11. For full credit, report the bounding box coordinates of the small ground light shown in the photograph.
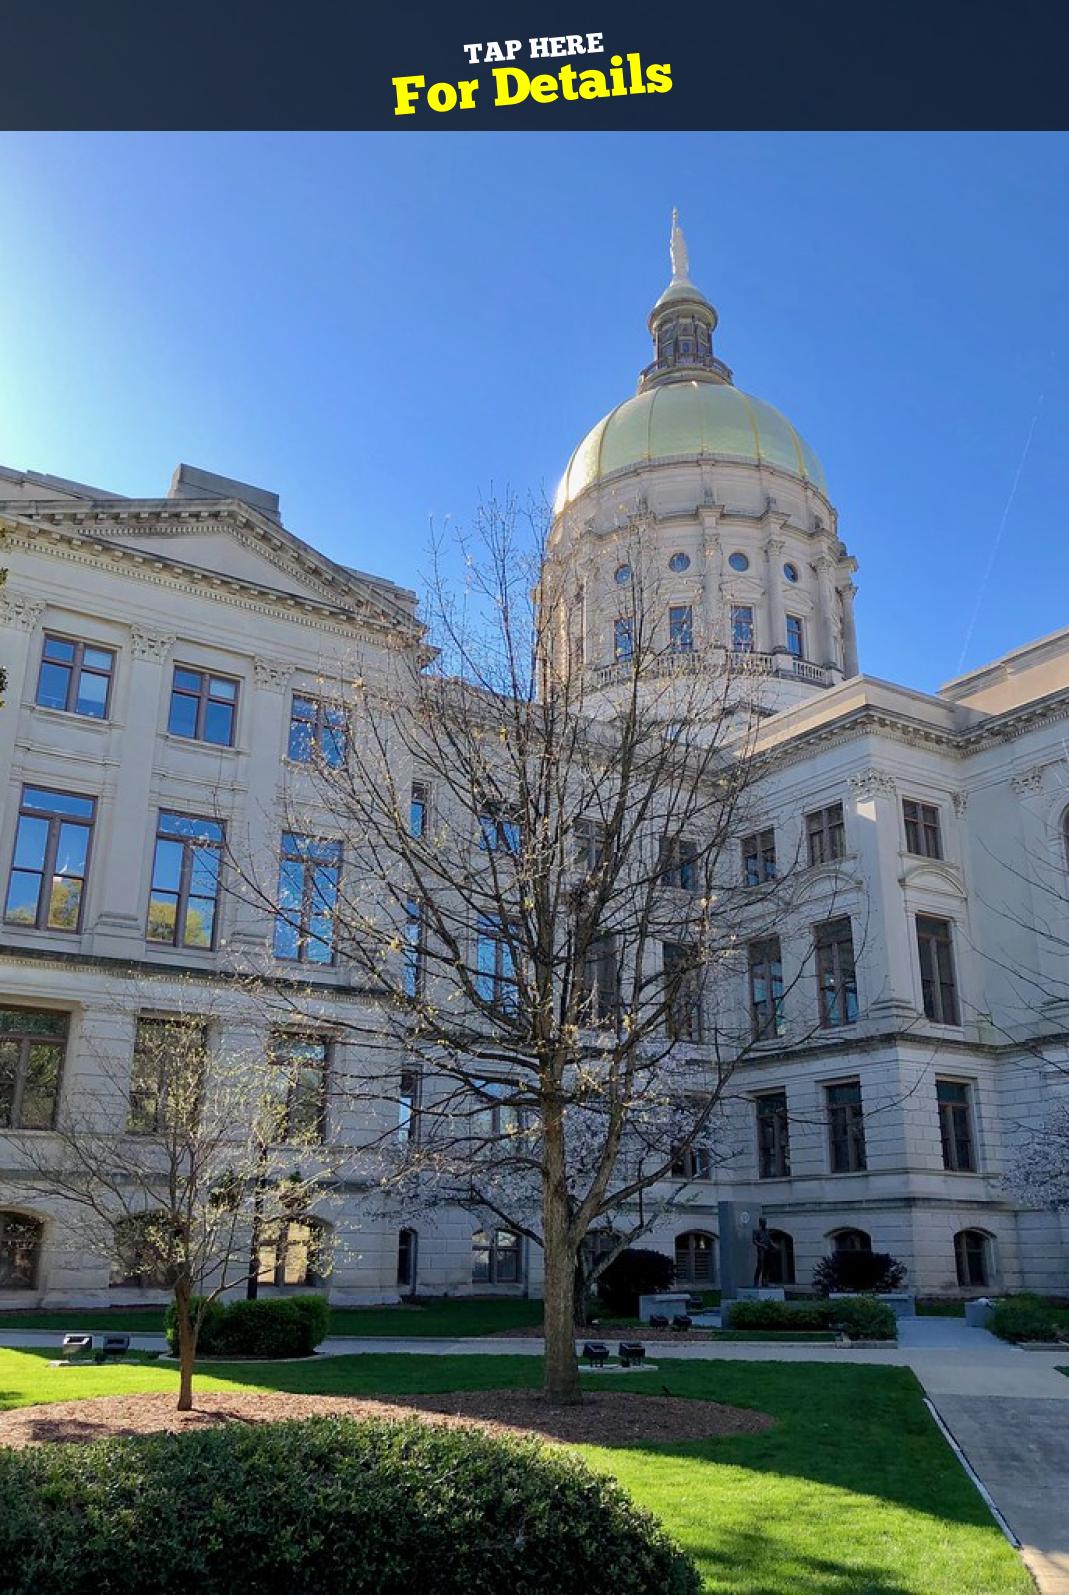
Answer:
[648,1313,669,1329]
[670,1315,693,1333]
[60,1333,92,1358]
[582,1341,610,1367]
[617,1342,646,1367]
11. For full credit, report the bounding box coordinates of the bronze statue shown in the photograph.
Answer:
[752,1216,776,1287]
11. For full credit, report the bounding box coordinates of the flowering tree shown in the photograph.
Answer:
[1005,1101,1069,1211]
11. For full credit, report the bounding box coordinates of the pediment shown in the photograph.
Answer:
[111,524,339,604]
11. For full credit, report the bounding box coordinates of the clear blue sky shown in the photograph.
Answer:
[2,132,1067,689]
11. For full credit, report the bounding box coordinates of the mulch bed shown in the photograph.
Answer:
[0,1388,773,1451]
[492,1324,716,1343]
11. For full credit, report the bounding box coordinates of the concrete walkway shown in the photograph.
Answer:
[4,1320,1067,1591]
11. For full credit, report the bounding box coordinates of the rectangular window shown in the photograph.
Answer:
[0,1006,67,1131]
[664,942,702,1042]
[669,604,694,653]
[806,801,845,865]
[826,1079,867,1173]
[167,667,239,746]
[917,915,960,1025]
[937,1079,976,1171]
[671,1141,713,1179]
[270,1035,329,1143]
[472,1227,521,1285]
[410,781,429,839]
[742,827,776,886]
[785,615,805,659]
[36,635,115,719]
[273,833,342,964]
[577,935,619,1025]
[756,1090,790,1178]
[731,604,755,653]
[398,1068,420,1146]
[5,786,95,933]
[127,1016,207,1135]
[478,807,522,855]
[472,1078,521,1140]
[475,915,519,1014]
[574,817,607,871]
[614,617,634,662]
[903,799,942,859]
[659,835,698,891]
[815,916,859,1027]
[749,936,785,1040]
[147,813,224,950]
[403,900,425,998]
[287,694,347,768]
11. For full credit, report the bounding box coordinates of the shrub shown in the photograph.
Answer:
[831,1297,897,1340]
[164,1294,329,1358]
[597,1248,675,1317]
[727,1296,895,1339]
[0,1415,702,1595]
[812,1250,907,1296]
[989,1294,1068,1343]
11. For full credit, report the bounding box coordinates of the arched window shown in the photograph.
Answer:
[111,1213,179,1288]
[766,1229,795,1286]
[674,1230,717,1285]
[954,1229,993,1288]
[471,1228,522,1285]
[0,1211,42,1290]
[397,1227,418,1292]
[831,1228,872,1254]
[257,1218,331,1288]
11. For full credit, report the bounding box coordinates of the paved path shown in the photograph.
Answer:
[4,1319,1067,1591]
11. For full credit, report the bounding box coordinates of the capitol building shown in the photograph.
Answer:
[1,223,1067,1306]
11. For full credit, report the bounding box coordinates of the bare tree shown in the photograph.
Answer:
[9,980,348,1409]
[233,493,825,1404]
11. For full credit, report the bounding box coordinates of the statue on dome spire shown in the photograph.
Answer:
[669,207,690,282]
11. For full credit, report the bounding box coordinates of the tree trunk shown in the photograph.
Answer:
[542,1102,582,1405]
[173,1279,196,1412]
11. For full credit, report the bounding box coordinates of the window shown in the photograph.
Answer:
[756,1090,790,1178]
[826,1080,867,1173]
[577,935,620,1025]
[273,833,342,964]
[783,562,799,583]
[574,817,607,871]
[478,807,522,855]
[471,1227,522,1284]
[903,799,942,859]
[765,1229,795,1286]
[786,615,805,658]
[475,916,519,1014]
[669,604,694,653]
[728,551,750,573]
[954,1229,991,1288]
[669,551,691,573]
[742,827,776,886]
[671,1142,712,1180]
[0,1211,42,1290]
[614,617,634,662]
[403,900,425,999]
[5,786,95,932]
[147,813,224,949]
[168,667,239,746]
[731,604,754,653]
[806,802,845,865]
[937,1079,976,1170]
[397,1069,420,1146]
[472,1078,521,1140]
[831,1228,872,1253]
[269,1035,329,1143]
[659,835,698,890]
[410,781,429,839]
[675,1231,716,1284]
[111,1214,177,1289]
[917,916,960,1025]
[0,1007,66,1131]
[36,635,115,719]
[257,1218,330,1288]
[614,564,632,586]
[664,942,702,1042]
[816,917,858,1027]
[127,1017,207,1135]
[397,1227,418,1291]
[288,694,347,768]
[749,937,785,1040]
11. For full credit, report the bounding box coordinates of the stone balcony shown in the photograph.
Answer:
[590,647,836,691]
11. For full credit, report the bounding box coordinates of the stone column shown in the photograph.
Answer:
[815,554,838,669]
[225,656,292,955]
[839,581,860,676]
[847,768,917,1026]
[765,536,786,657]
[699,508,724,649]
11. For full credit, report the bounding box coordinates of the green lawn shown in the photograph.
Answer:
[0,1296,545,1338]
[0,1348,1029,1595]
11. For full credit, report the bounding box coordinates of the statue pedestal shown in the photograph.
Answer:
[736,1287,786,1302]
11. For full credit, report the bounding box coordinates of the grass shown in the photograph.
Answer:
[0,1296,545,1338]
[0,1347,1030,1594]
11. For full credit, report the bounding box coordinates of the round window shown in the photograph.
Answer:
[668,551,691,573]
[783,562,799,583]
[614,564,632,585]
[728,552,749,573]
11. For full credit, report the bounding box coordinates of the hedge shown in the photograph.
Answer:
[165,1294,330,1358]
[988,1294,1069,1344]
[727,1296,896,1339]
[0,1415,702,1595]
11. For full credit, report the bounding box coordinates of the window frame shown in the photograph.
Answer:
[471,1226,522,1285]
[127,1015,207,1136]
[167,665,240,747]
[273,832,342,965]
[748,936,785,1041]
[410,780,429,839]
[815,915,859,1028]
[916,914,960,1026]
[577,934,620,1026]
[0,1006,67,1132]
[268,1033,331,1145]
[730,603,755,653]
[0,1210,43,1291]
[287,693,348,769]
[785,614,805,659]
[403,899,426,999]
[755,1089,791,1179]
[668,604,694,653]
[903,798,942,859]
[674,1230,716,1284]
[474,915,520,1014]
[110,1213,177,1289]
[4,785,96,934]
[397,1226,418,1290]
[613,617,634,662]
[806,801,846,865]
[826,1078,867,1173]
[659,835,699,891]
[146,811,224,951]
[257,1216,330,1288]
[937,1078,976,1171]
[954,1228,991,1288]
[663,941,703,1042]
[742,827,777,886]
[35,633,116,720]
[397,1069,420,1147]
